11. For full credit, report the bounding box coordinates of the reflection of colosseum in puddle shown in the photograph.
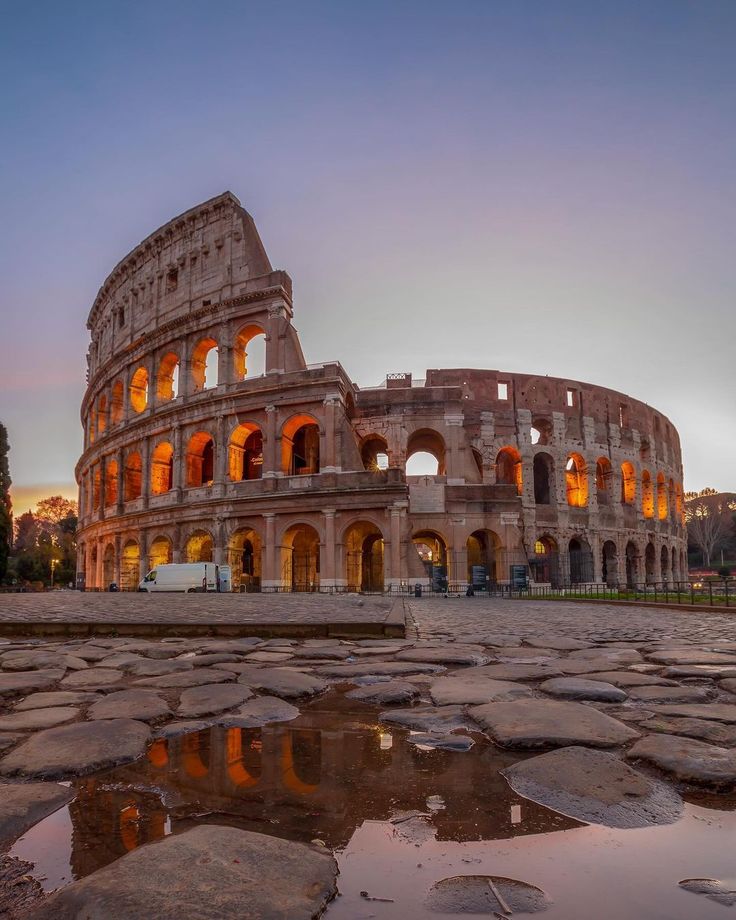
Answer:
[67,720,581,879]
[76,191,687,591]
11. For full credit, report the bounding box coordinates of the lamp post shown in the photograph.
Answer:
[50,558,57,590]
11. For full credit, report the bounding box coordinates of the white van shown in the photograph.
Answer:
[138,562,220,593]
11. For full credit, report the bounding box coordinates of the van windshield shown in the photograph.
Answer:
[144,570,156,582]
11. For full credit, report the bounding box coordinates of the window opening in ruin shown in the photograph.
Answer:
[121,540,140,591]
[118,307,125,328]
[641,470,654,518]
[104,459,118,508]
[185,530,213,563]
[602,540,617,587]
[345,521,385,592]
[657,472,668,520]
[124,452,142,502]
[96,395,107,437]
[186,432,215,487]
[282,415,321,475]
[406,451,439,476]
[645,542,656,584]
[530,427,540,445]
[565,453,588,507]
[166,269,178,293]
[566,389,575,408]
[568,537,593,583]
[281,524,320,590]
[467,529,500,587]
[496,447,522,495]
[497,382,508,400]
[361,435,389,472]
[530,417,552,446]
[595,457,612,505]
[530,535,559,586]
[191,337,218,392]
[229,424,264,481]
[110,381,124,425]
[157,352,180,401]
[376,452,389,470]
[103,544,115,588]
[660,545,669,582]
[618,404,629,428]
[149,536,173,569]
[533,453,553,504]
[406,429,446,477]
[92,466,101,509]
[150,442,174,495]
[228,528,262,591]
[233,324,266,380]
[620,462,636,504]
[129,367,149,413]
[411,531,448,590]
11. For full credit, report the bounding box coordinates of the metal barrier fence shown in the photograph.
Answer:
[521,579,733,608]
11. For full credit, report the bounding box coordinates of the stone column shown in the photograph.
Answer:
[262,405,279,478]
[116,447,124,514]
[388,504,404,587]
[114,534,122,586]
[138,531,149,582]
[322,510,336,588]
[214,414,227,495]
[141,436,151,508]
[322,396,339,472]
[95,538,104,590]
[213,516,226,565]
[444,414,465,484]
[265,302,288,374]
[172,523,182,564]
[450,518,468,587]
[173,425,184,499]
[99,455,107,520]
[262,513,277,588]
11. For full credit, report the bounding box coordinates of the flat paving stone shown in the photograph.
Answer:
[0,733,23,752]
[13,691,100,711]
[0,670,66,698]
[177,684,253,718]
[458,634,523,647]
[0,707,79,731]
[640,716,736,746]
[345,681,420,705]
[60,668,124,689]
[1,652,66,671]
[426,874,551,915]
[407,732,475,752]
[245,651,295,663]
[0,718,151,779]
[293,647,352,660]
[647,703,736,723]
[315,661,445,679]
[558,658,646,676]
[237,668,328,699]
[134,669,234,688]
[123,658,194,677]
[502,745,683,828]
[627,733,736,787]
[396,647,490,666]
[0,782,75,848]
[524,636,594,651]
[87,690,171,722]
[581,671,678,688]
[627,685,712,704]
[538,677,627,703]
[218,696,300,728]
[470,699,640,749]
[493,647,558,660]
[185,653,244,667]
[720,678,736,694]
[379,705,473,734]
[568,648,643,663]
[647,649,736,666]
[453,663,563,682]
[429,675,533,706]
[26,825,338,920]
[155,720,213,738]
[664,665,736,679]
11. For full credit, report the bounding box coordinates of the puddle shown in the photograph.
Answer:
[8,694,736,918]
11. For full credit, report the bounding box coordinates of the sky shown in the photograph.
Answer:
[0,0,734,513]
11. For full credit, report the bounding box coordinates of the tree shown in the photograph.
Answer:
[0,423,10,582]
[10,498,78,588]
[686,498,736,567]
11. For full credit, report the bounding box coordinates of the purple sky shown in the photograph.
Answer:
[1,1,734,511]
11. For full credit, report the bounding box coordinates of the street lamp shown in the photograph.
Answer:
[50,558,57,590]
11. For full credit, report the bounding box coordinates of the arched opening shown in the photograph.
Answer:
[531,417,553,446]
[92,466,101,510]
[102,543,115,587]
[411,530,448,591]
[621,462,636,504]
[191,337,218,391]
[124,452,142,502]
[150,442,174,495]
[675,483,683,519]
[496,447,522,495]
[568,537,593,583]
[671,546,679,582]
[282,731,321,794]
[657,473,668,520]
[121,540,140,590]
[344,521,384,592]
[282,415,320,475]
[565,453,588,508]
[361,435,390,472]
[97,395,107,436]
[406,429,445,476]
[228,528,262,591]
[642,470,654,518]
[185,530,213,563]
[129,367,149,413]
[157,352,180,401]
[530,535,559,586]
[645,542,656,584]
[596,458,612,505]
[233,324,266,380]
[533,453,554,505]
[226,728,262,789]
[668,478,676,521]
[471,448,484,482]
[229,424,263,481]
[186,432,215,487]
[149,535,173,569]
[104,459,118,507]
[281,524,320,590]
[660,545,670,585]
[467,529,501,588]
[602,540,617,587]
[110,380,124,425]
[88,413,96,446]
[90,545,97,586]
[625,541,639,587]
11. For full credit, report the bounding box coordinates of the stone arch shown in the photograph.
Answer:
[411,530,449,590]
[185,529,213,563]
[660,544,670,584]
[642,470,654,518]
[186,431,215,488]
[671,545,680,582]
[496,447,522,494]
[228,527,262,590]
[645,542,656,583]
[281,730,321,794]
[124,451,142,502]
[226,728,261,789]
[601,540,617,587]
[233,323,267,380]
[568,536,593,583]
[531,534,559,586]
[595,457,613,505]
[467,529,501,587]
[92,465,102,510]
[104,459,118,507]
[621,462,636,505]
[129,367,149,413]
[191,336,218,391]
[102,543,115,587]
[344,520,385,591]
[668,478,676,520]
[229,423,263,481]
[121,539,140,590]
[625,541,639,587]
[406,429,446,476]
[281,522,320,590]
[97,394,108,436]
[361,434,389,472]
[156,351,180,402]
[657,472,668,520]
[530,417,553,446]
[565,453,588,508]
[150,442,174,495]
[533,452,554,505]
[110,380,124,425]
[282,414,320,476]
[148,535,173,569]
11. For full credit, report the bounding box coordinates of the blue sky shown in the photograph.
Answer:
[1,0,734,509]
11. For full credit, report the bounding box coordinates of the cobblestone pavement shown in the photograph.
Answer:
[408,597,736,644]
[0,592,393,626]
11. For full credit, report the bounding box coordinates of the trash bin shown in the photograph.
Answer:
[414,583,422,598]
[108,582,119,592]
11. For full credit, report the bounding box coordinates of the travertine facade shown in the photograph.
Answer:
[75,192,687,591]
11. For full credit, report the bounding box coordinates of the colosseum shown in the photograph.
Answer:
[75,191,688,593]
